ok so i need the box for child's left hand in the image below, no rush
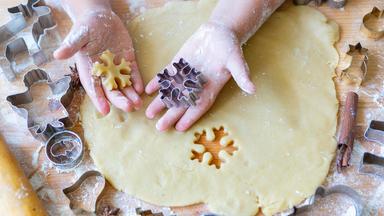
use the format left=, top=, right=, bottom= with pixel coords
left=54, top=10, right=143, bottom=115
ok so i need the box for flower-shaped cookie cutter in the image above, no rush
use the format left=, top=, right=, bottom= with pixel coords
left=0, top=0, right=59, bottom=81
left=158, top=58, right=206, bottom=108
left=6, top=68, right=74, bottom=142
left=360, top=7, right=384, bottom=40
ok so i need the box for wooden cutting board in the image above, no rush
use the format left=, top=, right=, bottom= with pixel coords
left=0, top=0, right=383, bottom=215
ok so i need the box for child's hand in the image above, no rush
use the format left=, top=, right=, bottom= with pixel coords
left=145, top=22, right=256, bottom=132
left=54, top=10, right=143, bottom=115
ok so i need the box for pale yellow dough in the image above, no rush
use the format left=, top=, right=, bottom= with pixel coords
left=80, top=1, right=339, bottom=215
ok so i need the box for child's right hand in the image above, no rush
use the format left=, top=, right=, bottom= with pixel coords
left=54, top=9, right=143, bottom=115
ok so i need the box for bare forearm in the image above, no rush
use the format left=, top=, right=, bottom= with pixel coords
left=210, top=0, right=285, bottom=43
left=60, top=0, right=111, bottom=21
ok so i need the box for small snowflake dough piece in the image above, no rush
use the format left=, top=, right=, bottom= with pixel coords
left=92, top=50, right=132, bottom=90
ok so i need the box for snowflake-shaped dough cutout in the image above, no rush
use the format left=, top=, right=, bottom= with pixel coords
left=92, top=50, right=132, bottom=90
left=191, top=126, right=238, bottom=169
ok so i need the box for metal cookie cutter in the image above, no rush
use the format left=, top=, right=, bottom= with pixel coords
left=0, top=0, right=59, bottom=81
left=364, top=120, right=384, bottom=145
left=279, top=185, right=363, bottom=216
left=63, top=170, right=106, bottom=212
left=293, top=0, right=346, bottom=8
left=136, top=207, right=166, bottom=216
left=6, top=68, right=73, bottom=141
left=158, top=58, right=206, bottom=108
left=361, top=7, right=384, bottom=40
left=45, top=130, right=84, bottom=169
left=339, top=43, right=368, bottom=87
left=359, top=152, right=384, bottom=178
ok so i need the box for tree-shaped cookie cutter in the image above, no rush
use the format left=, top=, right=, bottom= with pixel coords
left=158, top=58, right=206, bottom=108
left=0, top=0, right=59, bottom=81
left=360, top=7, right=384, bottom=40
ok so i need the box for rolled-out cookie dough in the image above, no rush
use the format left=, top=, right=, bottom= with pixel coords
left=80, top=1, right=339, bottom=215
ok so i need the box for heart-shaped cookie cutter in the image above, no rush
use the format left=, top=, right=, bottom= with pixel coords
left=45, top=130, right=84, bottom=169
left=0, top=0, right=59, bottom=81
left=360, top=7, right=384, bottom=40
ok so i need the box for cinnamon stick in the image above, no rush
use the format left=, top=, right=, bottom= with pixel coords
left=336, top=92, right=358, bottom=172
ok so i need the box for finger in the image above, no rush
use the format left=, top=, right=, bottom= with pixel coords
left=76, top=54, right=110, bottom=115
left=54, top=25, right=89, bottom=60
left=226, top=46, right=256, bottom=94
left=145, top=76, right=160, bottom=95
left=156, top=107, right=187, bottom=131
left=121, top=87, right=142, bottom=110
left=145, top=95, right=166, bottom=119
left=103, top=86, right=135, bottom=112
left=129, top=60, right=144, bottom=94
left=175, top=79, right=225, bottom=131
left=175, top=105, right=212, bottom=132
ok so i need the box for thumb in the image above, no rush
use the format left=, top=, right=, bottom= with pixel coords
left=226, top=46, right=256, bottom=94
left=54, top=25, right=89, bottom=60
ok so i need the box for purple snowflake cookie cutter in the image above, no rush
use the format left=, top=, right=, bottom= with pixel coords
left=158, top=58, right=206, bottom=108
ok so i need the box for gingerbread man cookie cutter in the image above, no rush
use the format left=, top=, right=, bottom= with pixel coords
left=360, top=7, right=384, bottom=40
left=158, top=58, right=206, bottom=108
left=0, top=0, right=59, bottom=81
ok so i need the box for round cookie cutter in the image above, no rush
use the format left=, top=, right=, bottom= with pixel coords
left=45, top=130, right=84, bottom=169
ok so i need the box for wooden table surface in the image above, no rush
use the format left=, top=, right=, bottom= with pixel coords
left=0, top=0, right=383, bottom=215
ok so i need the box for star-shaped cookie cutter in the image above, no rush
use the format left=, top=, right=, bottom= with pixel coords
left=158, top=58, right=206, bottom=108
left=360, top=7, right=384, bottom=40
left=0, top=0, right=59, bottom=81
